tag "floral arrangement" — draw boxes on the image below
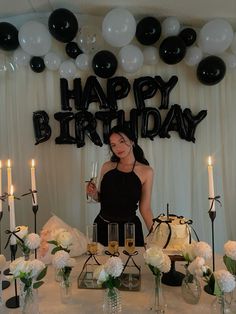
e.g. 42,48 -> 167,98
48,228 -> 73,254
143,246 -> 171,276
182,241 -> 212,264
15,225 -> 41,256
94,257 -> 123,289
214,270 -> 236,296
10,257 -> 47,296
52,250 -> 76,287
223,240 -> 236,275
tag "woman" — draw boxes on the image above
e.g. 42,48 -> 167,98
87,126 -> 154,247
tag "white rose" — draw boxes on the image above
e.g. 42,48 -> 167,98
144,246 -> 165,268
57,231 -> 73,248
0,254 -> 6,271
50,228 -> 67,241
214,269 -> 236,293
160,254 -> 171,273
15,225 -> 28,240
224,241 -> 236,260
25,233 -> 41,250
10,257 -> 27,277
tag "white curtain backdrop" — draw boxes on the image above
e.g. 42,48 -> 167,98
0,14 -> 236,256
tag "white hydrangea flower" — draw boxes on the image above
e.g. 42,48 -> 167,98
214,269 -> 236,293
28,259 -> 45,278
104,257 -> 123,277
188,257 -> 206,276
160,254 -> 171,273
0,254 -> 6,271
52,250 -> 70,269
143,246 -> 165,269
194,241 -> 212,260
224,241 -> 236,260
57,231 -> 73,248
66,257 -> 76,268
25,233 -> 41,250
15,225 -> 28,239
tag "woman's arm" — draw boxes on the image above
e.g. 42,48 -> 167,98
139,166 -> 154,231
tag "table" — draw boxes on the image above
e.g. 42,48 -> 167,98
1,248 -> 224,313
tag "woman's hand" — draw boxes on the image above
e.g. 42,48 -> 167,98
86,180 -> 99,201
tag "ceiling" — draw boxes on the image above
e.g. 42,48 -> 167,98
0,0 -> 236,27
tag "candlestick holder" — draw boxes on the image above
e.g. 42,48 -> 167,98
120,250 -> 141,291
0,211 -> 10,290
5,244 -> 19,309
204,195 -> 221,295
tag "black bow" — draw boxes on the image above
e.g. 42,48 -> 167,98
21,189 -> 37,203
4,227 -> 23,249
208,195 -> 222,212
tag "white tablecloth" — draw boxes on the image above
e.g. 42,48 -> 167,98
2,248 -> 224,314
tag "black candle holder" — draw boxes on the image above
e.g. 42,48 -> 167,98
32,205 -> 38,259
0,210 -> 10,290
5,244 -> 19,309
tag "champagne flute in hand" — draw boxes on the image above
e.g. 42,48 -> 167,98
86,162 -> 98,203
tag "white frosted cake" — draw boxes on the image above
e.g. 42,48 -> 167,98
146,214 -> 193,254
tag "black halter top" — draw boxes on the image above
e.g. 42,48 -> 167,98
99,161 -> 142,222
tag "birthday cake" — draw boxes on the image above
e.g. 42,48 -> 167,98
146,214 -> 194,254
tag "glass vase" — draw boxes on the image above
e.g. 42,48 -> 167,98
230,276 -> 236,313
60,277 -> 72,304
150,273 -> 166,313
211,294 -> 231,314
103,287 -> 122,313
181,267 -> 201,304
20,285 -> 39,314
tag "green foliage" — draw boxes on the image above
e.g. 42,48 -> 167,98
223,255 -> 236,275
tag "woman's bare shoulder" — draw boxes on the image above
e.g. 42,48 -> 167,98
101,161 -> 117,174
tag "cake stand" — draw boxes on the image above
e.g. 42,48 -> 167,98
162,254 -> 185,286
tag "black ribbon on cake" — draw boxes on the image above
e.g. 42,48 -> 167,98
148,213 -> 199,249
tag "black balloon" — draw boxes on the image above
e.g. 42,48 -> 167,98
179,28 -> 197,47
33,111 -> 51,145
107,77 -> 131,111
30,57 -> 45,73
133,77 -> 158,112
60,78 -> 82,111
54,112 -> 76,144
197,56 -> 226,86
95,111 -> 118,143
0,22 -> 19,51
159,36 -> 186,64
141,107 -> 161,140
183,108 -> 207,143
65,42 -> 82,59
48,8 -> 78,43
155,76 -> 178,110
92,50 -> 117,79
136,17 -> 161,45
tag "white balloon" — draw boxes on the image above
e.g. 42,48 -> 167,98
59,60 -> 77,79
77,25 -> 104,54
198,19 -> 234,54
102,8 -> 136,47
13,48 -> 30,66
118,45 -> 144,73
75,53 -> 90,71
143,46 -> 159,65
162,17 -> 180,38
19,21 -> 52,56
44,52 -> 61,71
184,46 -> 203,66
220,52 -> 236,70
230,33 -> 236,54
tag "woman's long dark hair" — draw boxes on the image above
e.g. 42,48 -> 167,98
108,126 -> 149,165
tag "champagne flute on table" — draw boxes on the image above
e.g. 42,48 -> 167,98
86,223 -> 98,255
124,223 -> 135,254
86,162 -> 98,203
108,223 -> 119,255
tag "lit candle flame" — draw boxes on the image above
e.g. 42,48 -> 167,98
208,156 -> 212,166
31,159 -> 35,168
10,185 -> 14,196
0,160 -> 2,169
7,159 -> 11,168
